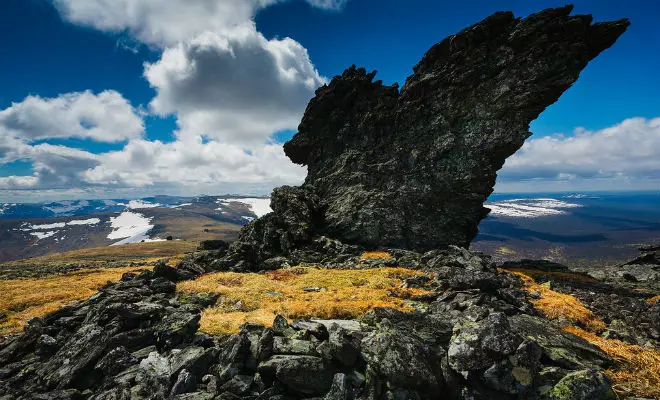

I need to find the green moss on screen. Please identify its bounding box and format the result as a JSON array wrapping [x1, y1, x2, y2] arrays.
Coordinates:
[[511, 366, 533, 386]]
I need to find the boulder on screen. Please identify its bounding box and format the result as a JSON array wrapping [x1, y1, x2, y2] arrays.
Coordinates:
[[258, 355, 336, 395], [544, 369, 617, 400], [509, 315, 612, 370], [360, 321, 443, 393], [448, 312, 523, 372]]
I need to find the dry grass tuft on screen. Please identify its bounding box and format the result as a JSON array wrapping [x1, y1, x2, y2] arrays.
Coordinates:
[[1, 241, 198, 268], [0, 267, 142, 334], [505, 269, 606, 332], [564, 326, 660, 399], [647, 295, 660, 305], [504, 268, 659, 398], [178, 267, 433, 334], [504, 268, 600, 284], [360, 251, 393, 260]]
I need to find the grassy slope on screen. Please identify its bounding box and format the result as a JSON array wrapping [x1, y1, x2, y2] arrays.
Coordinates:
[[178, 266, 434, 334], [508, 269, 660, 399], [0, 241, 198, 333], [2, 240, 199, 265]]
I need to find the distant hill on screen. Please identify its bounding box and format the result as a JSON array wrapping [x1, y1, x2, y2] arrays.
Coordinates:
[[0, 195, 272, 262], [3, 191, 660, 265], [472, 191, 660, 266]]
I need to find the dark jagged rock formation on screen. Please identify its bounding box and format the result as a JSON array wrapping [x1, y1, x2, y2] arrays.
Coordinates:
[[222, 5, 629, 268]]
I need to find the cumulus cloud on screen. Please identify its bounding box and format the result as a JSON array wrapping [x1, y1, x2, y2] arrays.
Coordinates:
[[2, 0, 332, 199], [53, 0, 276, 47], [83, 138, 305, 188], [144, 29, 325, 144], [53, 0, 347, 47], [54, 0, 327, 146], [0, 91, 142, 191], [500, 117, 660, 182], [0, 142, 100, 190], [0, 90, 143, 143], [305, 0, 348, 10]]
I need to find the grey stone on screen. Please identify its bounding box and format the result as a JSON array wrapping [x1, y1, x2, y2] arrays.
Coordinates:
[[272, 336, 319, 356], [361, 323, 442, 392], [258, 355, 335, 395], [448, 312, 522, 372], [218, 374, 253, 395], [509, 314, 612, 370], [545, 369, 617, 400], [170, 369, 197, 396]]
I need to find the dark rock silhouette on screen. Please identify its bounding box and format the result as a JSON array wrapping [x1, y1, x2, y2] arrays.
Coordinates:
[[228, 5, 628, 268]]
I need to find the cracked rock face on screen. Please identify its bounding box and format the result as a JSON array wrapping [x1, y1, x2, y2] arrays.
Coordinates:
[[277, 6, 628, 252]]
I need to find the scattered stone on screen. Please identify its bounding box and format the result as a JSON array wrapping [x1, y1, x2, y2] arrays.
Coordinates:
[[545, 369, 617, 400], [258, 355, 336, 395]]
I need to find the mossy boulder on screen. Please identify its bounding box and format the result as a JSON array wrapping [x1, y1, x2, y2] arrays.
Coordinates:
[[545, 369, 617, 400]]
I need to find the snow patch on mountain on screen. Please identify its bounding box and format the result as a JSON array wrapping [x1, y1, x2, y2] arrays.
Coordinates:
[[21, 217, 102, 231], [30, 231, 58, 240], [127, 200, 162, 209], [217, 198, 272, 217], [107, 211, 155, 245], [23, 222, 66, 230], [486, 198, 582, 218], [67, 218, 101, 226]]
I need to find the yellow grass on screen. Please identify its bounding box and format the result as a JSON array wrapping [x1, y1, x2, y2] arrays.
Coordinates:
[[504, 269, 606, 332], [360, 251, 393, 260], [504, 268, 659, 398], [564, 326, 660, 399], [0, 267, 142, 334], [178, 267, 433, 334], [496, 247, 517, 255], [504, 268, 600, 284], [1, 241, 198, 267]]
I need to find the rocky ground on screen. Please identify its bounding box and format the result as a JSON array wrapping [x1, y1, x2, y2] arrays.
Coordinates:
[[0, 243, 657, 399]]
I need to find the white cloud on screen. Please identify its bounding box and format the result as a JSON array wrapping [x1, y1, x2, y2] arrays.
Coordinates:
[[53, 0, 277, 47], [83, 138, 305, 188], [53, 0, 346, 47], [305, 0, 348, 10], [500, 117, 660, 182], [144, 28, 325, 145], [0, 90, 143, 143], [0, 91, 142, 191], [0, 0, 342, 201]]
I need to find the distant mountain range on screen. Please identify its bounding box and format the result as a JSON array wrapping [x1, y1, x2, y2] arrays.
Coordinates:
[[1, 191, 659, 265], [472, 191, 660, 266], [0, 195, 272, 262]]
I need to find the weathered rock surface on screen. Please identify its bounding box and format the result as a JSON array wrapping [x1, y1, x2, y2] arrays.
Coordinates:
[[222, 5, 629, 268], [0, 242, 634, 400], [503, 258, 660, 347]]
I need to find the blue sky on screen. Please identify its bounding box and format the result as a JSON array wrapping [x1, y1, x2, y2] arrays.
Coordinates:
[[0, 0, 659, 202]]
